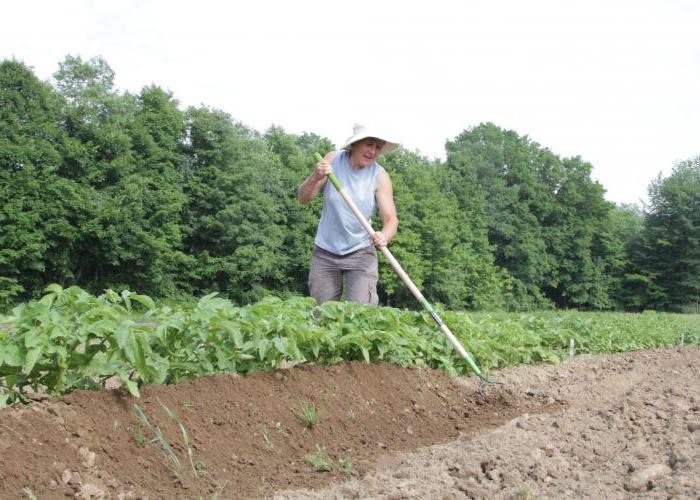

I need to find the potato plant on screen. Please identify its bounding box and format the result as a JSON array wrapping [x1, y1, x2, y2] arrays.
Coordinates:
[[1, 285, 698, 407]]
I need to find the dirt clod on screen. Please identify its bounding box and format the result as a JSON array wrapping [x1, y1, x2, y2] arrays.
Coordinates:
[[625, 463, 672, 492]]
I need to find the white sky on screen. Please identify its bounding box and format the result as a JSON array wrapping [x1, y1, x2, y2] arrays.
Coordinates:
[[3, 0, 699, 206]]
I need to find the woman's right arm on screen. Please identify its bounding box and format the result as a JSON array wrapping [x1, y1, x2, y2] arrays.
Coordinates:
[[298, 151, 336, 204]]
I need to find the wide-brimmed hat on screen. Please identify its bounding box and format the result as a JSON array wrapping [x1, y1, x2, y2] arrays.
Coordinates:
[[342, 123, 399, 155]]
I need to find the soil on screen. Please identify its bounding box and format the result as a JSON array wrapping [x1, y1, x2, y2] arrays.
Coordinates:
[[1, 347, 698, 499]]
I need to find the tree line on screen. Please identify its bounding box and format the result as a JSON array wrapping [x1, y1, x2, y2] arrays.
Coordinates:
[[1, 56, 698, 312]]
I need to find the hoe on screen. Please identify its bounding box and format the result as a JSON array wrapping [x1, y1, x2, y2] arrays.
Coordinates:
[[313, 153, 501, 394]]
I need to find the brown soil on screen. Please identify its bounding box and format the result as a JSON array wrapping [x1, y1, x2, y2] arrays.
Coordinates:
[[1, 347, 698, 499], [278, 347, 700, 499]]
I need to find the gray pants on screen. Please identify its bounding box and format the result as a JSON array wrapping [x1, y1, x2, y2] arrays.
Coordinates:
[[309, 245, 379, 305]]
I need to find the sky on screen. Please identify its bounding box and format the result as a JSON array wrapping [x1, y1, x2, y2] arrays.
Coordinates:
[[2, 0, 699, 206]]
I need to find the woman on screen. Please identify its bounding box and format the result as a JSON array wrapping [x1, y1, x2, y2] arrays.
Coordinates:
[[298, 124, 399, 305]]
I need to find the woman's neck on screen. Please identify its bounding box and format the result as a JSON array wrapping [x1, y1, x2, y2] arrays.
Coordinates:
[[347, 152, 363, 171]]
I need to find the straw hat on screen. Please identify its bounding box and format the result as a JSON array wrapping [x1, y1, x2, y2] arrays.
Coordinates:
[[342, 123, 399, 155]]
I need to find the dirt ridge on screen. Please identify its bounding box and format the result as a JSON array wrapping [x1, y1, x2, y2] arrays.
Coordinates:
[[1, 348, 698, 499], [0, 361, 557, 499], [276, 347, 700, 499]]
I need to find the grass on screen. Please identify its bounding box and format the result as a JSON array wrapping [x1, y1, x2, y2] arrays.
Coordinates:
[[158, 399, 198, 477], [133, 403, 186, 480], [515, 485, 541, 499], [22, 487, 37, 500], [134, 424, 145, 447], [291, 401, 322, 429], [338, 457, 353, 477], [211, 480, 230, 499], [303, 446, 353, 475], [261, 428, 274, 451], [304, 445, 333, 472]]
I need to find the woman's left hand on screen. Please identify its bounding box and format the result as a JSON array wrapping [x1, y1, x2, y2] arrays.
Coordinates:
[[371, 231, 388, 247]]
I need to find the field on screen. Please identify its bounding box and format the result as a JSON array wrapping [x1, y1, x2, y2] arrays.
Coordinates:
[[1, 287, 698, 498], [0, 348, 698, 498]]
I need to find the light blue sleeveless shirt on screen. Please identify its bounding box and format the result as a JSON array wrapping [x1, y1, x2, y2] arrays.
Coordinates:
[[314, 150, 384, 255]]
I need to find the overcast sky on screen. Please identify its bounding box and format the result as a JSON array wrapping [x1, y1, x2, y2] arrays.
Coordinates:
[[3, 0, 698, 206]]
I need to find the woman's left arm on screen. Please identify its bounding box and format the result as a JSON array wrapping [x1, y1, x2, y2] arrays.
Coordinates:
[[372, 170, 398, 247]]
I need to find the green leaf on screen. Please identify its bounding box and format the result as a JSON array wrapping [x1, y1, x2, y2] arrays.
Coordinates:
[[197, 292, 219, 307], [273, 337, 289, 356], [44, 284, 64, 294], [23, 346, 44, 374], [130, 333, 151, 380], [24, 329, 46, 348], [121, 290, 132, 311], [114, 324, 131, 350], [360, 346, 370, 363], [257, 338, 270, 360], [1, 345, 23, 366], [124, 379, 140, 397], [232, 330, 244, 348], [130, 293, 155, 310], [104, 289, 120, 303]]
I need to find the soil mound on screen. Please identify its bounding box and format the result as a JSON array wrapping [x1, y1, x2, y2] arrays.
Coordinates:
[[0, 361, 553, 499], [2, 348, 698, 499]]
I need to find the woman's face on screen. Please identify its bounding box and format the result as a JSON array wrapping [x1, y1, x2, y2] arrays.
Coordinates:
[[350, 138, 386, 167]]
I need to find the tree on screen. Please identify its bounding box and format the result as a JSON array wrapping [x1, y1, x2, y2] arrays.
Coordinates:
[[182, 107, 287, 303], [634, 156, 700, 311], [0, 60, 85, 305], [264, 126, 334, 296], [445, 123, 614, 310], [53, 55, 134, 185], [5, 55, 675, 312], [542, 156, 612, 309], [446, 123, 554, 309], [382, 149, 504, 310], [597, 204, 644, 310], [52, 58, 189, 296]]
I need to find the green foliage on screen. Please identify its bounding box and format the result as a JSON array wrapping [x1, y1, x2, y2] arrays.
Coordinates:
[[1, 286, 697, 407], [304, 445, 333, 472], [0, 59, 83, 304], [446, 124, 556, 310], [291, 401, 321, 428], [181, 108, 287, 304], [382, 149, 505, 310], [601, 204, 645, 309], [338, 457, 353, 477], [445, 123, 617, 310], [264, 127, 334, 295], [630, 156, 700, 311], [0, 285, 164, 404]]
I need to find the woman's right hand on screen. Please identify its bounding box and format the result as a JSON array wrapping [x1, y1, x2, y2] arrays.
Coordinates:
[[313, 151, 336, 180]]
